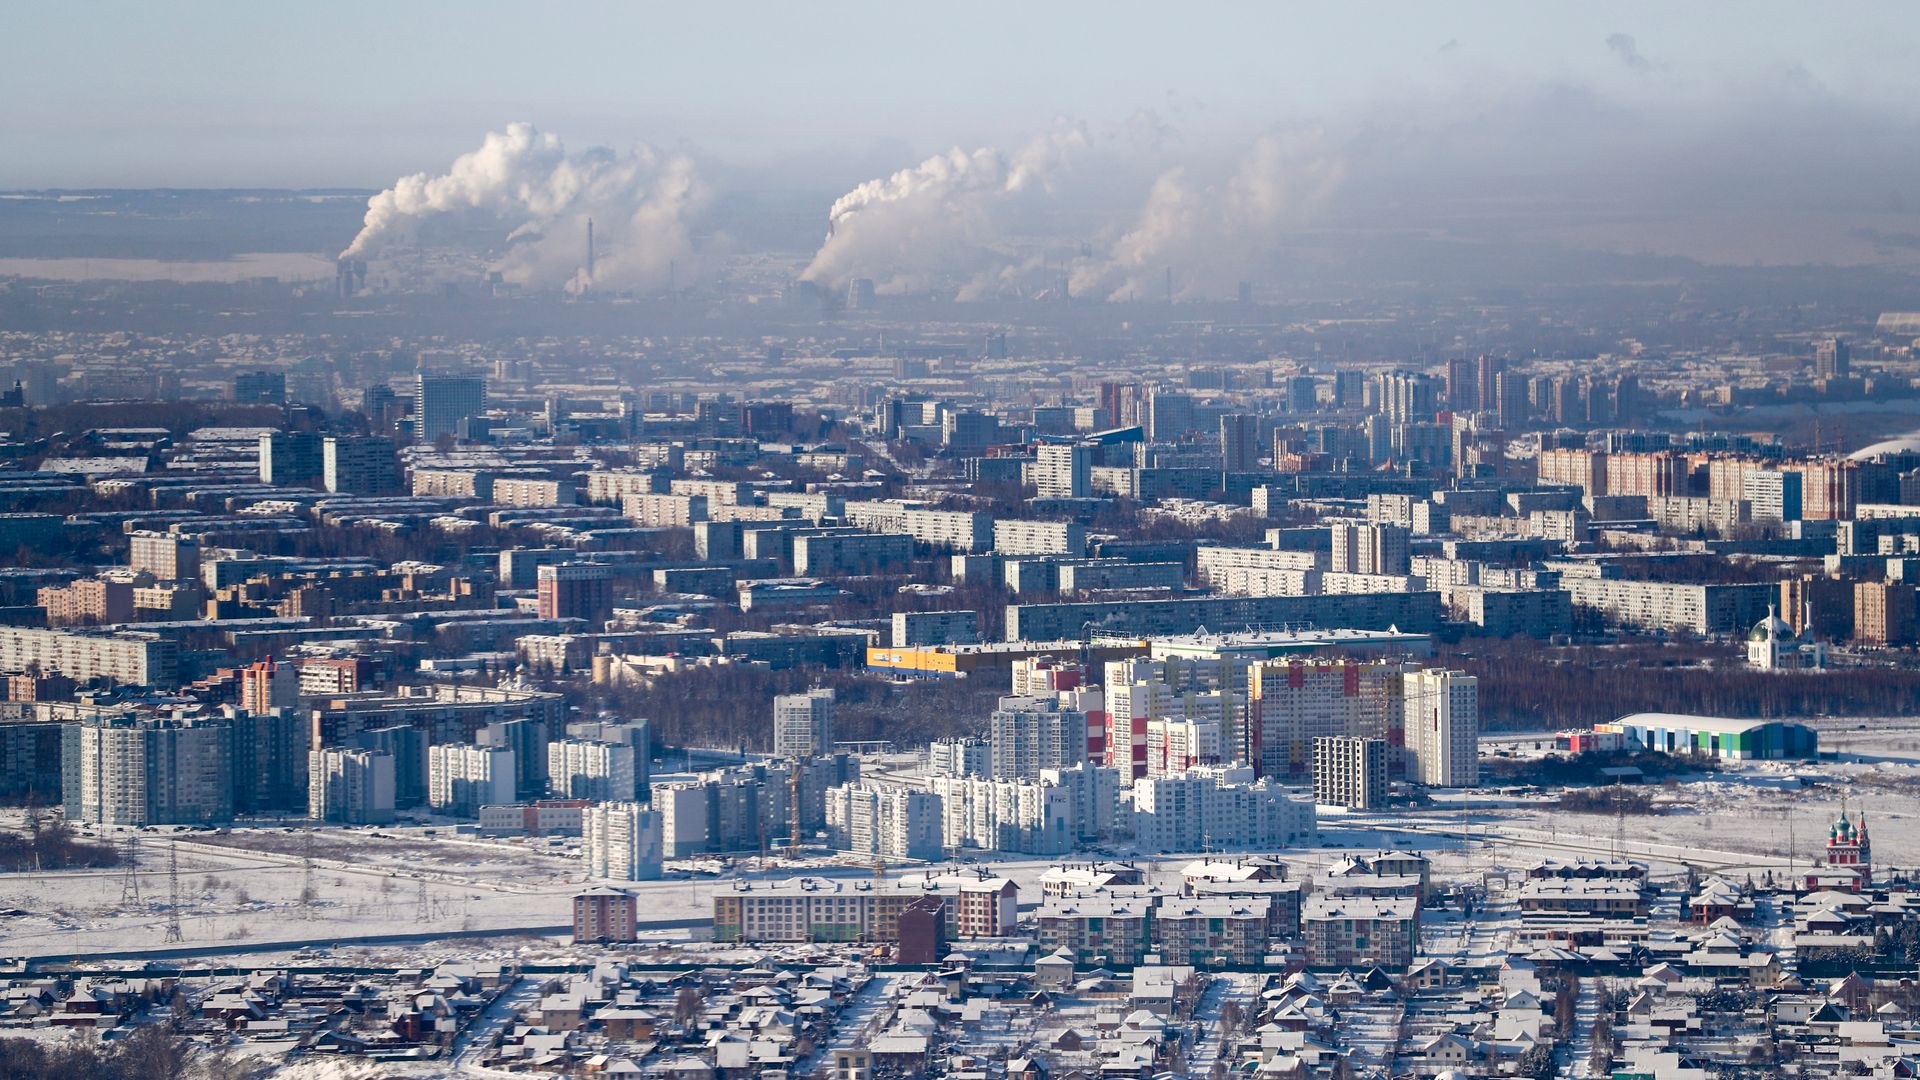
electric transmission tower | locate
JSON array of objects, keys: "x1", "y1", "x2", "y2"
[
  {"x1": 118, "y1": 833, "x2": 141, "y2": 905},
  {"x1": 163, "y1": 840, "x2": 183, "y2": 943},
  {"x1": 415, "y1": 880, "x2": 431, "y2": 921},
  {"x1": 299, "y1": 828, "x2": 316, "y2": 919}
]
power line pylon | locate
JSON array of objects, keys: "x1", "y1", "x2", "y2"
[
  {"x1": 119, "y1": 833, "x2": 141, "y2": 905},
  {"x1": 163, "y1": 840, "x2": 183, "y2": 943},
  {"x1": 299, "y1": 828, "x2": 316, "y2": 919}
]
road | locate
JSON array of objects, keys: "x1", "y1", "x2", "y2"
[
  {"x1": 1567, "y1": 975, "x2": 1602, "y2": 1077},
  {"x1": 450, "y1": 974, "x2": 542, "y2": 1077},
  {"x1": 1186, "y1": 972, "x2": 1259, "y2": 1076},
  {"x1": 803, "y1": 971, "x2": 898, "y2": 1075}
]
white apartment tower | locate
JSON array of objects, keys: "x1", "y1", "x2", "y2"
[
  {"x1": 1329, "y1": 522, "x2": 1413, "y2": 576},
  {"x1": 308, "y1": 747, "x2": 397, "y2": 825},
  {"x1": 427, "y1": 743, "x2": 516, "y2": 816},
  {"x1": 928, "y1": 736, "x2": 993, "y2": 778},
  {"x1": 824, "y1": 783, "x2": 943, "y2": 861},
  {"x1": 547, "y1": 738, "x2": 642, "y2": 802},
  {"x1": 1034, "y1": 443, "x2": 1093, "y2": 499},
  {"x1": 584, "y1": 801, "x2": 664, "y2": 881},
  {"x1": 1403, "y1": 669, "x2": 1479, "y2": 787},
  {"x1": 772, "y1": 688, "x2": 835, "y2": 759},
  {"x1": 989, "y1": 695, "x2": 1089, "y2": 780}
]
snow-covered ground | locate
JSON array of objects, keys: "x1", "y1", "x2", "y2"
[{"x1": 7, "y1": 715, "x2": 1917, "y2": 964}]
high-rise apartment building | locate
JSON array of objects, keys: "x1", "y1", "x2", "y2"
[
  {"x1": 1246, "y1": 659, "x2": 1403, "y2": 780},
  {"x1": 1446, "y1": 357, "x2": 1478, "y2": 411},
  {"x1": 322, "y1": 435, "x2": 403, "y2": 495},
  {"x1": 1374, "y1": 371, "x2": 1438, "y2": 424},
  {"x1": 1219, "y1": 414, "x2": 1261, "y2": 472},
  {"x1": 928, "y1": 736, "x2": 992, "y2": 778},
  {"x1": 259, "y1": 430, "x2": 324, "y2": 487},
  {"x1": 1145, "y1": 716, "x2": 1223, "y2": 777},
  {"x1": 547, "y1": 738, "x2": 642, "y2": 802},
  {"x1": 64, "y1": 715, "x2": 235, "y2": 826},
  {"x1": 584, "y1": 801, "x2": 663, "y2": 881},
  {"x1": 1329, "y1": 523, "x2": 1412, "y2": 576},
  {"x1": 1815, "y1": 337, "x2": 1851, "y2": 381},
  {"x1": 1313, "y1": 736, "x2": 1388, "y2": 809},
  {"x1": 929, "y1": 766, "x2": 1114, "y2": 856},
  {"x1": 1130, "y1": 766, "x2": 1317, "y2": 852},
  {"x1": 1034, "y1": 443, "x2": 1093, "y2": 499},
  {"x1": 1099, "y1": 381, "x2": 1142, "y2": 428},
  {"x1": 1475, "y1": 355, "x2": 1507, "y2": 415},
  {"x1": 1855, "y1": 581, "x2": 1918, "y2": 646},
  {"x1": 990, "y1": 694, "x2": 1091, "y2": 779},
  {"x1": 1403, "y1": 669, "x2": 1479, "y2": 787},
  {"x1": 1742, "y1": 469, "x2": 1804, "y2": 524},
  {"x1": 129, "y1": 531, "x2": 200, "y2": 582},
  {"x1": 308, "y1": 747, "x2": 396, "y2": 824},
  {"x1": 415, "y1": 372, "x2": 488, "y2": 443},
  {"x1": 1285, "y1": 375, "x2": 1318, "y2": 415},
  {"x1": 536, "y1": 563, "x2": 614, "y2": 622},
  {"x1": 427, "y1": 743, "x2": 515, "y2": 816},
  {"x1": 351, "y1": 724, "x2": 429, "y2": 808},
  {"x1": 477, "y1": 717, "x2": 551, "y2": 799},
  {"x1": 238, "y1": 659, "x2": 299, "y2": 715},
  {"x1": 772, "y1": 688, "x2": 835, "y2": 759},
  {"x1": 1797, "y1": 460, "x2": 1862, "y2": 521},
  {"x1": 1144, "y1": 388, "x2": 1195, "y2": 442},
  {"x1": 233, "y1": 370, "x2": 287, "y2": 404},
  {"x1": 824, "y1": 783, "x2": 943, "y2": 861}
]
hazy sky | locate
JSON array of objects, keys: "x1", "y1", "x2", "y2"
[{"x1": 4, "y1": 1, "x2": 1915, "y2": 189}]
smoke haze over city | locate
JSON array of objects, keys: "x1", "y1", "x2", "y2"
[{"x1": 8, "y1": 7, "x2": 1920, "y2": 1080}]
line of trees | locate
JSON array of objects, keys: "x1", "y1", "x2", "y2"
[
  {"x1": 1444, "y1": 639, "x2": 1920, "y2": 728},
  {"x1": 591, "y1": 664, "x2": 1005, "y2": 751}
]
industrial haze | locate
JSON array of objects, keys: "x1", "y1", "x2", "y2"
[{"x1": 6, "y1": 6, "x2": 1920, "y2": 1080}]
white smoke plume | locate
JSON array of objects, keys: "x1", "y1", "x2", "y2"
[
  {"x1": 1071, "y1": 129, "x2": 1345, "y2": 301},
  {"x1": 800, "y1": 122, "x2": 1088, "y2": 295},
  {"x1": 341, "y1": 123, "x2": 706, "y2": 292}
]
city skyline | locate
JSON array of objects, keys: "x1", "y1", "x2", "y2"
[{"x1": 6, "y1": 10, "x2": 1920, "y2": 1079}]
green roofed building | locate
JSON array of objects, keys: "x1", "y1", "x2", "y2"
[{"x1": 1601, "y1": 713, "x2": 1818, "y2": 760}]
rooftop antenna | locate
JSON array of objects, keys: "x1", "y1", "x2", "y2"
[{"x1": 163, "y1": 840, "x2": 183, "y2": 943}]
